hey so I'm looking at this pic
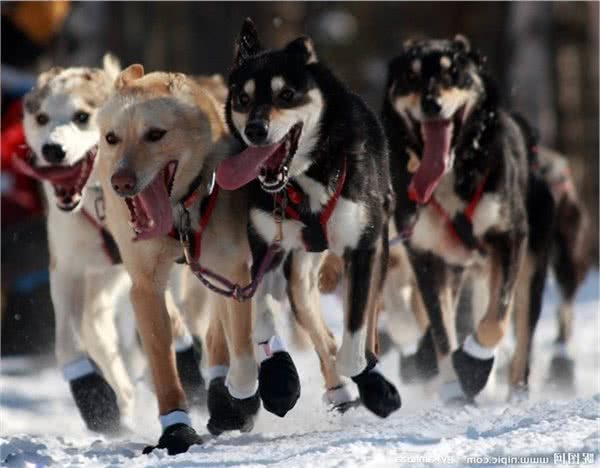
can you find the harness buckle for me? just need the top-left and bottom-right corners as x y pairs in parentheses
(273, 191), (287, 244)
(179, 207), (192, 264)
(94, 193), (106, 222)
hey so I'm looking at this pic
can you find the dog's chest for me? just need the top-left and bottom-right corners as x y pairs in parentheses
(250, 175), (367, 256)
(409, 172), (506, 266)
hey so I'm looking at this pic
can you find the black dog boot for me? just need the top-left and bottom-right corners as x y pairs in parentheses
(352, 351), (401, 418)
(143, 411), (202, 456)
(322, 384), (360, 413)
(452, 335), (495, 399)
(176, 337), (206, 408)
(548, 353), (576, 391)
(257, 336), (300, 417)
(207, 375), (260, 436)
(67, 358), (121, 434)
(399, 328), (439, 383)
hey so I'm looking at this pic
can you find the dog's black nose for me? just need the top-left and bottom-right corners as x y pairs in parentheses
(421, 96), (442, 117)
(41, 144), (66, 164)
(244, 120), (269, 145)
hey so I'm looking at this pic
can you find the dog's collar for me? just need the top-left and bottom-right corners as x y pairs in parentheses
(177, 171), (216, 209)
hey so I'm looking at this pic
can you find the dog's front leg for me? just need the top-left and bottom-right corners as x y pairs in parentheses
(338, 246), (401, 418)
(453, 232), (526, 401)
(253, 266), (301, 417)
(81, 265), (134, 424)
(129, 268), (203, 455)
(402, 250), (455, 385)
(51, 263), (122, 434)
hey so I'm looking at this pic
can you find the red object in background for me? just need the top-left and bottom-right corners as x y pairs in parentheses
(1, 99), (43, 226)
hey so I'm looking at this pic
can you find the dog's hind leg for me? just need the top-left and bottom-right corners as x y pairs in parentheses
(205, 303), (260, 436)
(454, 233), (526, 401)
(285, 251), (357, 411)
(81, 265), (134, 423)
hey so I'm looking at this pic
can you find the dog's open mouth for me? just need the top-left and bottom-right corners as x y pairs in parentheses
(216, 122), (303, 193)
(124, 161), (177, 241)
(12, 147), (97, 211)
(408, 105), (466, 204)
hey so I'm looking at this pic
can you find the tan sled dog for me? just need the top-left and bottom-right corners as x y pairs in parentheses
(97, 65), (260, 454)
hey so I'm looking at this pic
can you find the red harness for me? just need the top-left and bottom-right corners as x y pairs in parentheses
(408, 175), (487, 251)
(273, 157), (347, 252)
(80, 207), (121, 264)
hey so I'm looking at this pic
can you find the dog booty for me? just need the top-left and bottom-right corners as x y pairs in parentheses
(207, 376), (260, 436)
(257, 336), (300, 417)
(69, 372), (121, 434)
(399, 327), (439, 383)
(452, 335), (495, 399)
(352, 351), (401, 418)
(548, 355), (575, 392)
(143, 421), (203, 456)
(176, 338), (206, 408)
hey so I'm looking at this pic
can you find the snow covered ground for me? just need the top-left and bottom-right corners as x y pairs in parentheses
(1, 272), (599, 467)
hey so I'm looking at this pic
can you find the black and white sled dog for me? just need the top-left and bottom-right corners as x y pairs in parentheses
(216, 19), (401, 418)
(20, 56), (203, 433)
(382, 36), (555, 402)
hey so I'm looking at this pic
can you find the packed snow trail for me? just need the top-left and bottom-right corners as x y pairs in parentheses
(1, 273), (598, 467)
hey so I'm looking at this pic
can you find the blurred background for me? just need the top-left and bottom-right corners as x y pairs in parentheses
(1, 1), (598, 357)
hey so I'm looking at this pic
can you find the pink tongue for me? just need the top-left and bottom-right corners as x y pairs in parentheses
(408, 120), (453, 204)
(133, 170), (173, 241)
(216, 142), (284, 190)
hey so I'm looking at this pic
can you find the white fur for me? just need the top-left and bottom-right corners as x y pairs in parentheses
(270, 76), (285, 93)
(243, 79), (255, 97)
(472, 193), (505, 236)
(440, 55), (452, 69)
(411, 59), (422, 74)
(336, 328), (367, 377)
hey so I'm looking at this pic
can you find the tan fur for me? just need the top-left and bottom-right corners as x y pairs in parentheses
(97, 67), (254, 416)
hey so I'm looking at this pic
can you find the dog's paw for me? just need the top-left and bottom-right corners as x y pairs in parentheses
(322, 384), (360, 414)
(207, 377), (260, 436)
(352, 352), (401, 418)
(143, 423), (202, 456)
(69, 372), (121, 434)
(258, 351), (300, 417)
(452, 347), (494, 399)
(547, 355), (575, 391)
(176, 341), (206, 408)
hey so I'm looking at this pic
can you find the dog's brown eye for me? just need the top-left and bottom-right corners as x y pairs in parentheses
(145, 128), (167, 142)
(105, 131), (119, 145)
(238, 92), (250, 107)
(73, 111), (90, 124)
(36, 113), (49, 126)
(279, 88), (294, 102)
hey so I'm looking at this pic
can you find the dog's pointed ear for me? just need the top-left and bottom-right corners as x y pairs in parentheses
(285, 36), (318, 64)
(116, 64), (144, 88)
(102, 53), (121, 81)
(233, 18), (262, 67)
(38, 67), (63, 87)
(453, 34), (471, 52)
